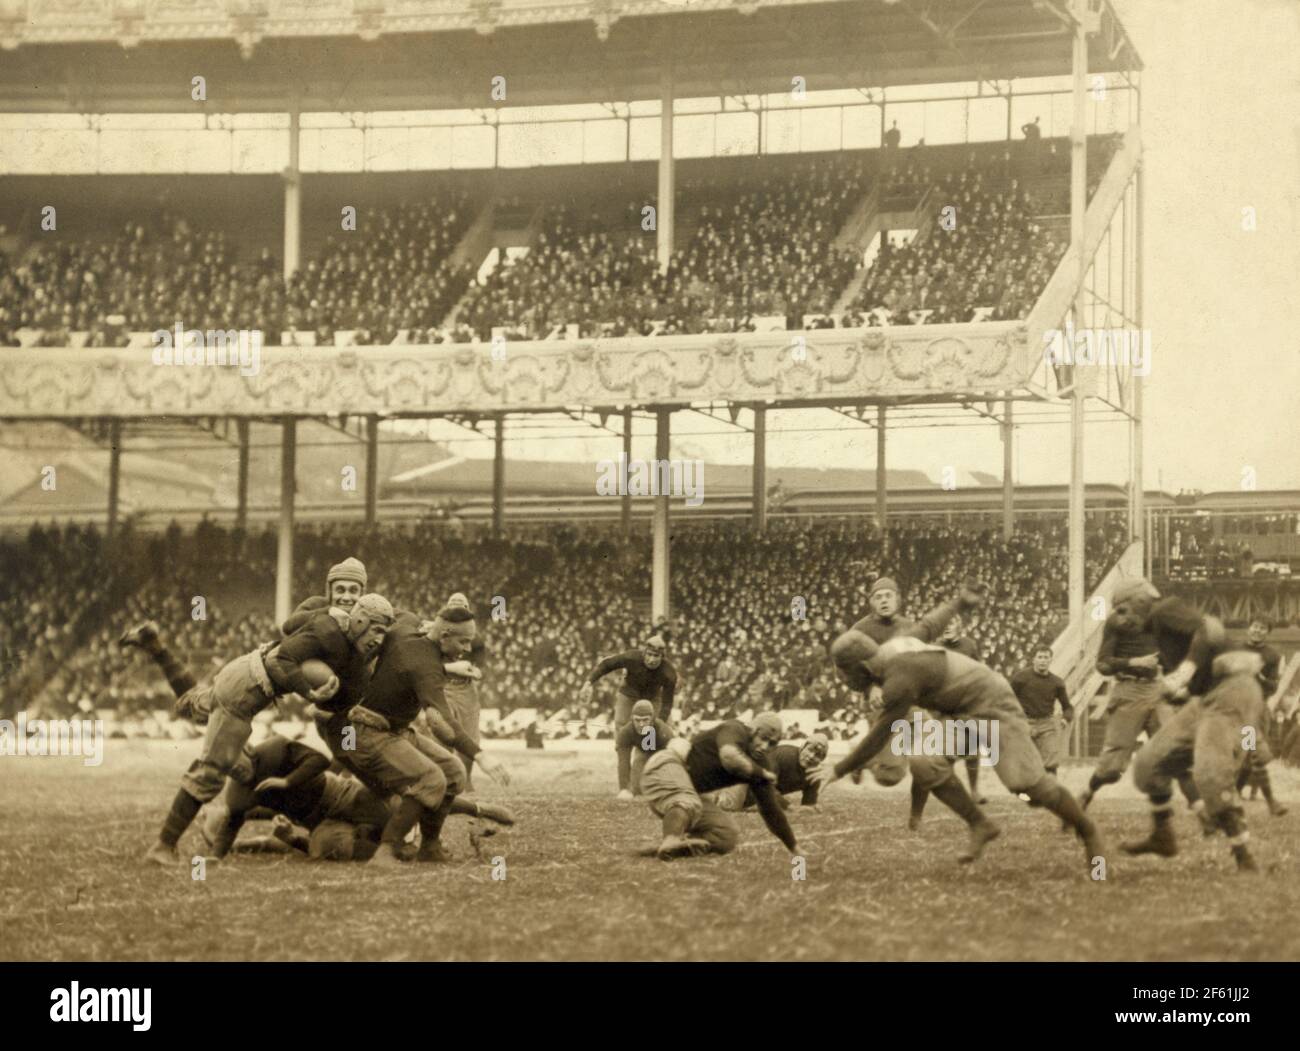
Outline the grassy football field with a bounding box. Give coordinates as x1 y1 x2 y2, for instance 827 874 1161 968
2 741 1297 962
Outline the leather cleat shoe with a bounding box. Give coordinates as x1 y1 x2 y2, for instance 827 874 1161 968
1121 824 1178 858
958 820 1001 864
145 842 179 867
414 841 454 864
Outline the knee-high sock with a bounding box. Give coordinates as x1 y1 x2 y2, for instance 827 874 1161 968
382 796 422 846
456 750 475 791
1175 773 1200 806
1256 767 1278 806
910 782 930 821
1025 777 1090 834
965 756 980 795
930 776 983 827
419 797 455 845
1215 808 1253 860
616 747 632 791
144 638 198 700
160 789 203 848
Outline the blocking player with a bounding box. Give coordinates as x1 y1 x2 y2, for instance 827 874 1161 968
1009 646 1073 778
1118 580 1270 871
714 733 828 812
639 713 798 860
614 699 674 798
1077 583 1203 818
579 634 678 795
136 594 394 866
440 592 487 790
815 632 1105 870
345 604 511 866
836 576 986 829
937 616 986 804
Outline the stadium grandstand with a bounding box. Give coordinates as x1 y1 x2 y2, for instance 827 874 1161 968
1 0 1297 772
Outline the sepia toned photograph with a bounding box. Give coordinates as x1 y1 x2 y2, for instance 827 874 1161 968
0 0 1297 999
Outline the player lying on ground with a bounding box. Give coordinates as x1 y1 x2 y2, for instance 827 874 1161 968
614 699 674 797
639 713 798 860
838 575 988 829
345 604 511 866
1077 583 1206 824
128 593 394 867
813 632 1105 871
579 634 678 799
711 734 828 812
1117 580 1274 873
198 732 515 861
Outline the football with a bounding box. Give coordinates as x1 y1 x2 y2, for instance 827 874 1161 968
299 658 335 688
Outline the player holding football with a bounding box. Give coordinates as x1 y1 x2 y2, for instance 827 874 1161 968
136 594 395 866
813 632 1105 870
1076 584 1204 819
1118 580 1273 871
579 634 678 799
639 713 798 860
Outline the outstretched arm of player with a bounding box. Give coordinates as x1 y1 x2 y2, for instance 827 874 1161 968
406 649 511 787
910 580 988 642
718 742 777 785
751 781 798 853
255 742 330 796
815 675 919 787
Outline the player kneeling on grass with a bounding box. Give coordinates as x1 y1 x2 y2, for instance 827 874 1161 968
137 594 394 867
713 734 828 813
639 713 798 860
811 633 1105 871
615 699 674 798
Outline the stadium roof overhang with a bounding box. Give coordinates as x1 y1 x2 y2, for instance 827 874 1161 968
0 0 1141 113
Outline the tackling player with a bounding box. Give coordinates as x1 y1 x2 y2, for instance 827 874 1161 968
1119 581 1273 871
136 594 395 866
815 632 1105 870
639 713 798 860
714 733 828 812
1236 618 1287 816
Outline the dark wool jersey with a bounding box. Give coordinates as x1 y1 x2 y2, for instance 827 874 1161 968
615 718 673 754
589 652 678 713
940 636 980 661
234 736 331 823
362 622 478 754
767 743 819 804
684 721 797 851
1009 667 1072 720
281 594 330 637
266 611 370 710
850 598 963 645
1245 641 1282 697
1096 616 1160 679
1145 596 1224 697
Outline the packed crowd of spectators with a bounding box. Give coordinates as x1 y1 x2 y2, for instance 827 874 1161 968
6 512 1132 744
0 193 475 348
2 137 1122 349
